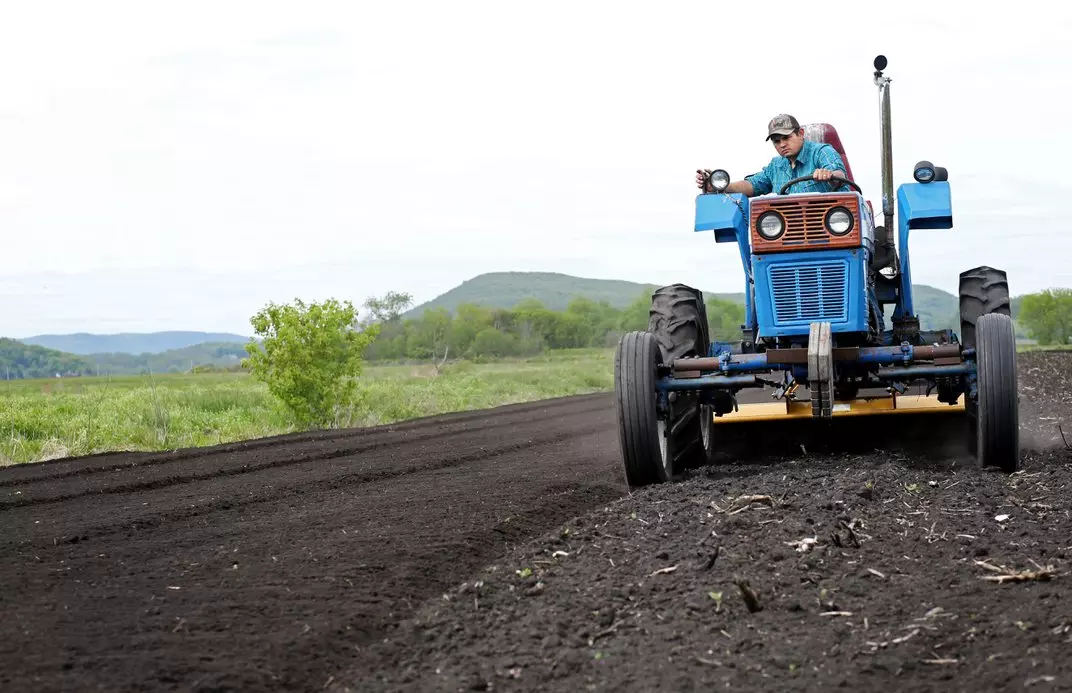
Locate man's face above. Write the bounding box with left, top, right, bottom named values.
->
left=770, top=129, right=804, bottom=158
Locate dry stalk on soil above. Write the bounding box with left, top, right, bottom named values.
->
left=715, top=494, right=775, bottom=514
left=975, top=559, right=1058, bottom=584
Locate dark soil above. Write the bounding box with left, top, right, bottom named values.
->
left=344, top=352, right=1072, bottom=692
left=2, top=352, right=1070, bottom=693
left=0, top=394, right=625, bottom=692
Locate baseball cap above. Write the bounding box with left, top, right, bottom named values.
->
left=765, top=114, right=800, bottom=140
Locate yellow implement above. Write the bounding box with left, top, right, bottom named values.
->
left=712, top=393, right=964, bottom=423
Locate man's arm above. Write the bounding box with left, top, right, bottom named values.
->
left=695, top=166, right=768, bottom=196
left=743, top=167, right=771, bottom=196
left=725, top=179, right=755, bottom=196
left=812, top=145, right=848, bottom=183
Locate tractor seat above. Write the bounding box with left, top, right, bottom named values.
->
left=802, top=123, right=855, bottom=182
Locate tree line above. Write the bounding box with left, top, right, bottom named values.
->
left=361, top=291, right=747, bottom=361
left=1019, top=289, right=1072, bottom=346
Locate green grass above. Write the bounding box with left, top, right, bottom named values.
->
left=0, top=349, right=615, bottom=465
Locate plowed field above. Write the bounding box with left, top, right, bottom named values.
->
left=2, top=352, right=1070, bottom=692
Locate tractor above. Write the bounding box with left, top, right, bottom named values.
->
left=615, top=55, right=1018, bottom=487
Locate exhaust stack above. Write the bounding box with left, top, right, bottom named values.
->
left=874, top=55, right=894, bottom=232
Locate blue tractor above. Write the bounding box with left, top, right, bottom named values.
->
left=615, top=55, right=1018, bottom=486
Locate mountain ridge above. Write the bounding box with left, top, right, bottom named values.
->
left=20, top=331, right=250, bottom=356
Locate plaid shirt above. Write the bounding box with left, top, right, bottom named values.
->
left=746, top=138, right=848, bottom=195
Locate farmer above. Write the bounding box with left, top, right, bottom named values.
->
left=696, top=114, right=848, bottom=196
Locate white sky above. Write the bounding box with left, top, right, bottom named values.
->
left=1, top=0, right=1069, bottom=337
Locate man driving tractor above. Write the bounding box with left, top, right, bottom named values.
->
left=696, top=114, right=849, bottom=196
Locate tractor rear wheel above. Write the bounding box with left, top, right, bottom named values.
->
left=648, top=284, right=713, bottom=472
left=974, top=312, right=1019, bottom=472
left=959, top=266, right=1012, bottom=458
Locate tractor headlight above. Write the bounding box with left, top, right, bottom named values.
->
left=709, top=169, right=730, bottom=193
left=825, top=207, right=854, bottom=236
left=913, top=160, right=948, bottom=183
left=756, top=211, right=785, bottom=240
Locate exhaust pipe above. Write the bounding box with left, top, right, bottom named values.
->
left=874, top=55, right=893, bottom=232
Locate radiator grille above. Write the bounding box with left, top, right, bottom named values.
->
left=769, top=262, right=848, bottom=325
left=750, top=194, right=861, bottom=253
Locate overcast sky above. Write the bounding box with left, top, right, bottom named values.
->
left=1, top=1, right=1068, bottom=338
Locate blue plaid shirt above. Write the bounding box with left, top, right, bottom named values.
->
left=746, top=139, right=848, bottom=195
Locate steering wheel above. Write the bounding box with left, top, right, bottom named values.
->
left=778, top=173, right=862, bottom=195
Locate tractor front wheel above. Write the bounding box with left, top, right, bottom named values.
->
left=974, top=312, right=1019, bottom=472
left=615, top=331, right=668, bottom=487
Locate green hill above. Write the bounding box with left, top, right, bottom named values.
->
left=409, top=271, right=970, bottom=331
left=408, top=272, right=744, bottom=316
left=0, top=339, right=251, bottom=379
left=0, top=338, right=94, bottom=379
left=84, top=342, right=250, bottom=375
left=20, top=331, right=250, bottom=356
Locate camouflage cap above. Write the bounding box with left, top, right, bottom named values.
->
left=765, top=114, right=800, bottom=140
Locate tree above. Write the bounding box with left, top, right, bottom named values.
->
left=362, top=291, right=414, bottom=325
left=1019, top=289, right=1072, bottom=345
left=618, top=291, right=653, bottom=333
left=243, top=298, right=379, bottom=428
left=407, top=307, right=453, bottom=365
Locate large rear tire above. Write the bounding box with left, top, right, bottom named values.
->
left=975, top=313, right=1019, bottom=472
left=648, top=284, right=713, bottom=472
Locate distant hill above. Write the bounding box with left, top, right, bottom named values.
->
left=19, top=331, right=250, bottom=355
left=409, top=271, right=972, bottom=331
left=408, top=272, right=745, bottom=315
left=84, top=341, right=250, bottom=375
left=0, top=338, right=94, bottom=379
left=0, top=340, right=250, bottom=379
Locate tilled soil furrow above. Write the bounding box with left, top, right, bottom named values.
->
left=0, top=396, right=611, bottom=507
left=0, top=395, right=625, bottom=693
left=0, top=393, right=609, bottom=488
left=3, top=421, right=606, bottom=541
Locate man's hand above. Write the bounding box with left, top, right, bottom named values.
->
left=812, top=168, right=844, bottom=182
left=695, top=169, right=712, bottom=191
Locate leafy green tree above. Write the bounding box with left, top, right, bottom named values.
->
left=243, top=298, right=379, bottom=428
left=705, top=296, right=746, bottom=341
left=471, top=327, right=519, bottom=357
left=1019, top=289, right=1072, bottom=345
left=362, top=291, right=414, bottom=325
left=407, top=307, right=452, bottom=360
left=618, top=291, right=653, bottom=333
left=451, top=304, right=494, bottom=355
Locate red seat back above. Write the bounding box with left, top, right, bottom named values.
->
left=802, top=123, right=855, bottom=182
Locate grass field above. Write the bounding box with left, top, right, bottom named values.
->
left=0, top=349, right=615, bottom=465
